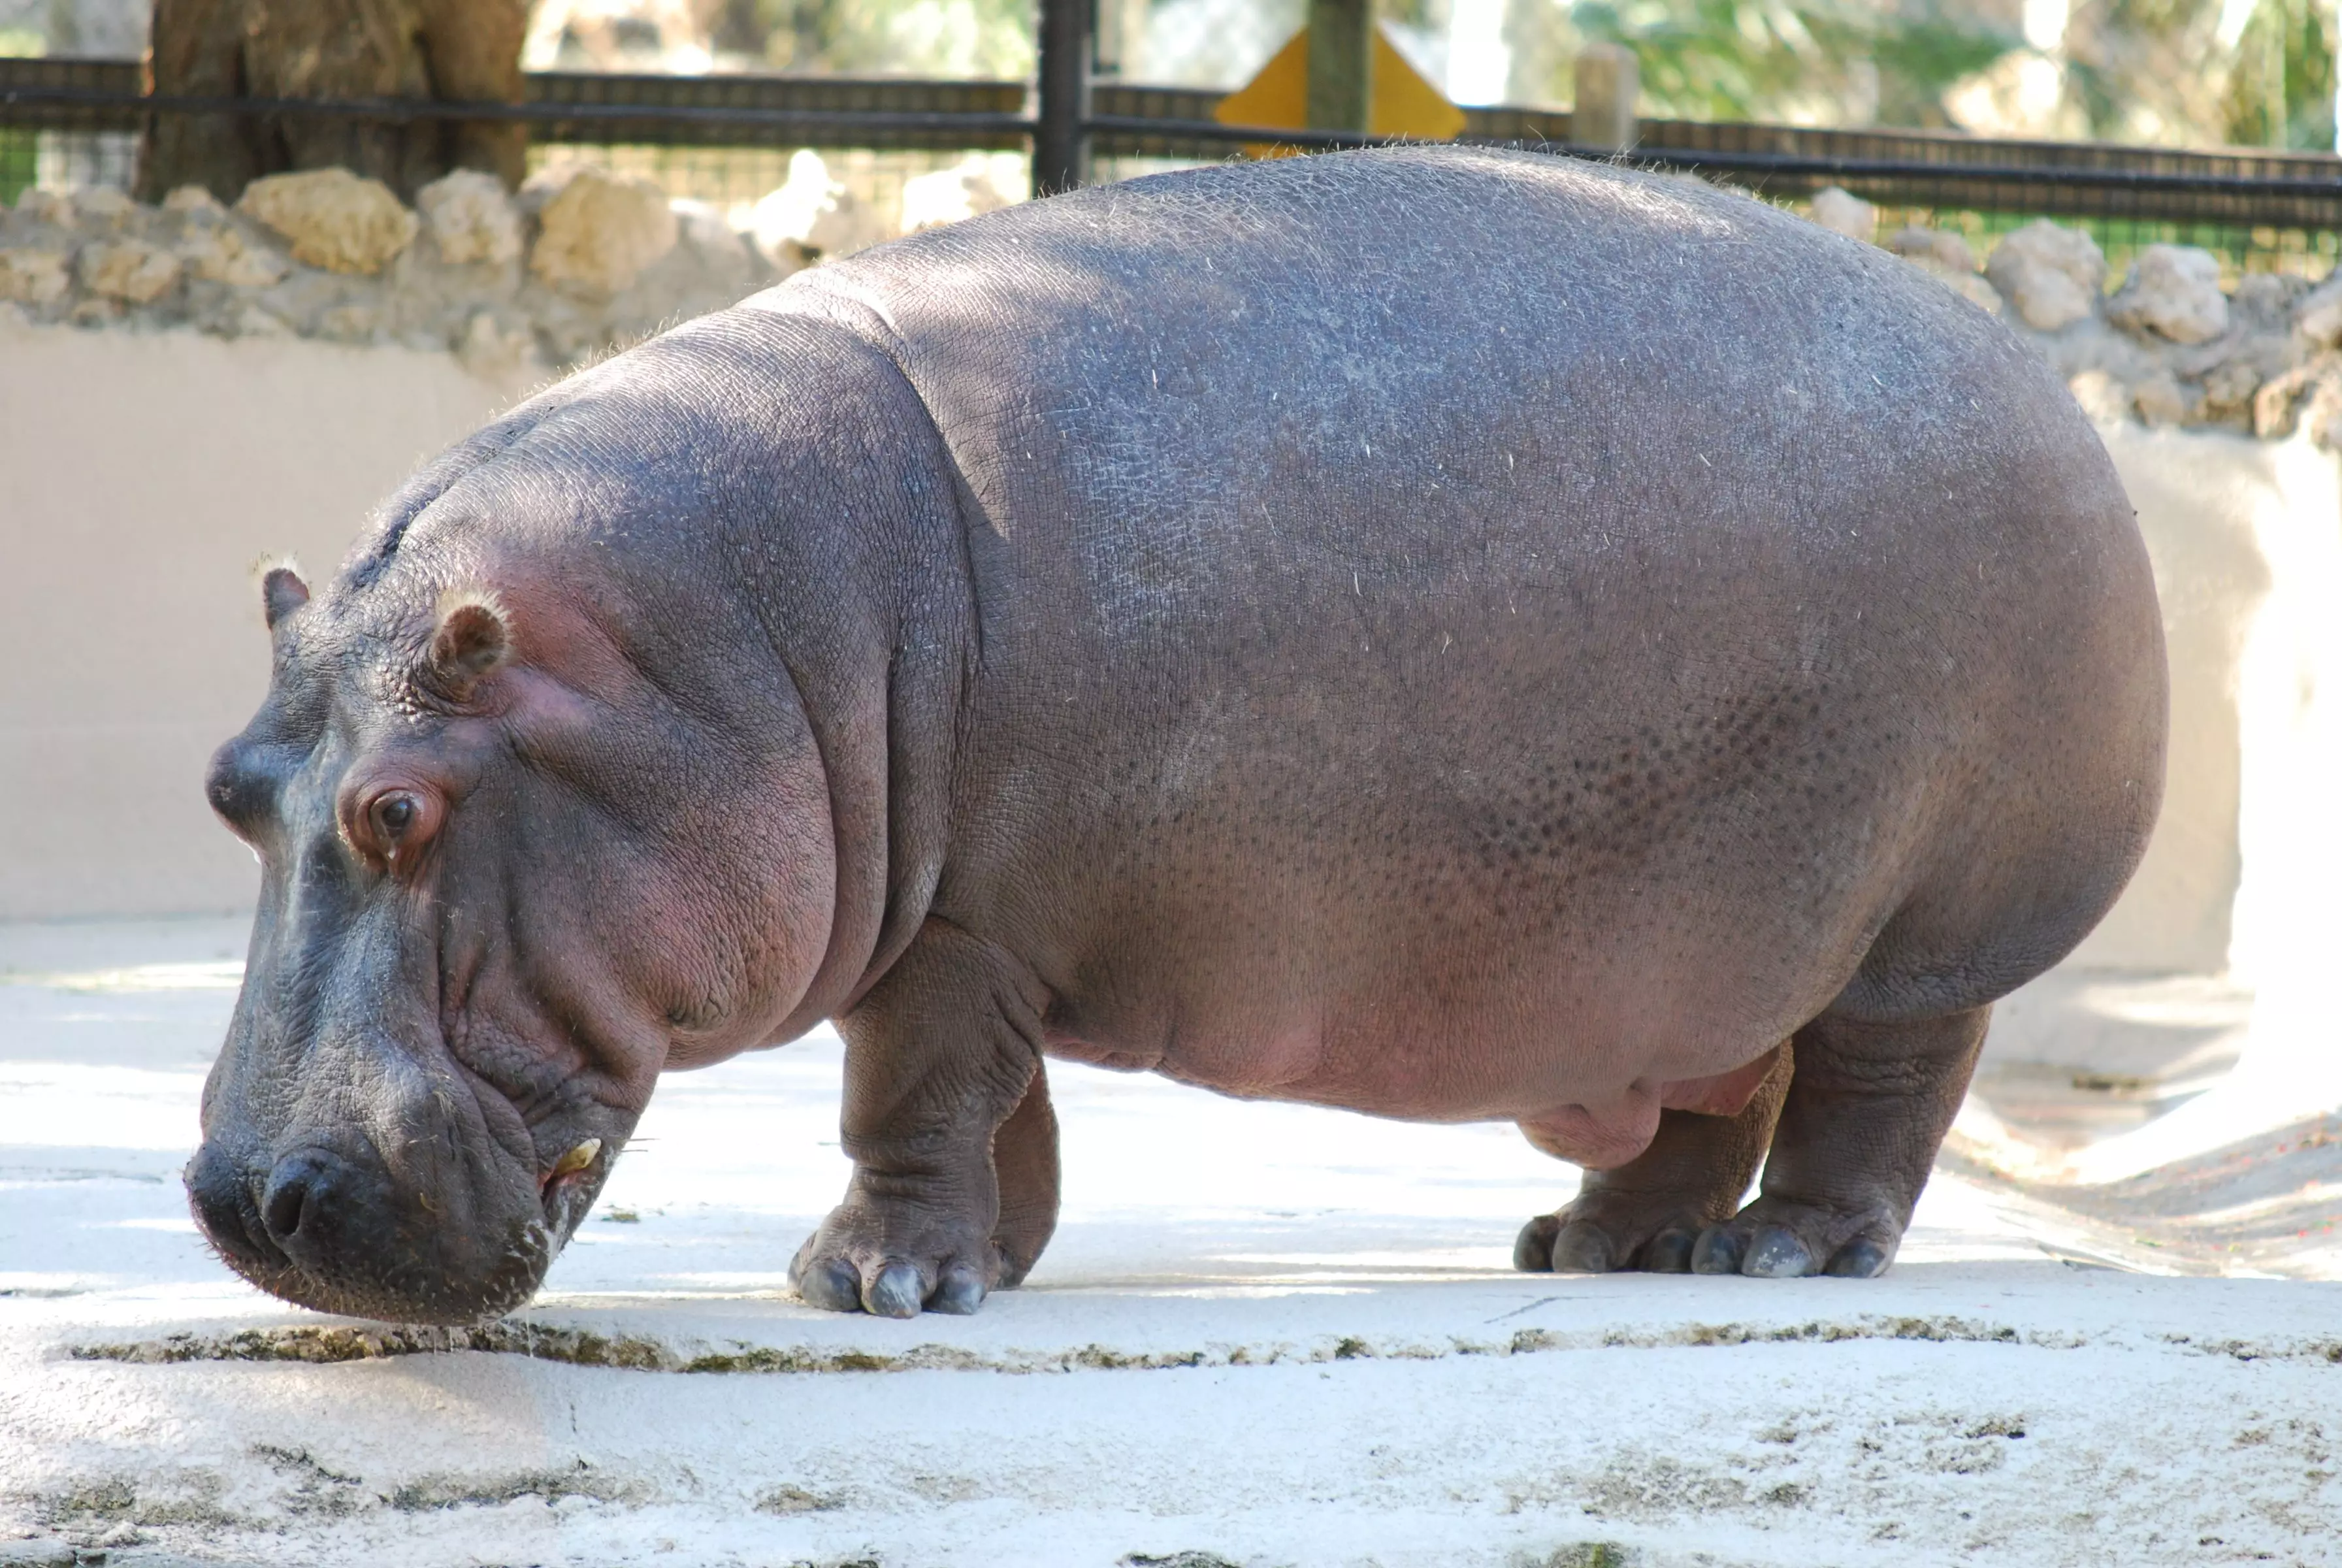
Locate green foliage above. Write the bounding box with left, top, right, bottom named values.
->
left=1565, top=1, right=2016, bottom=127
left=2066, top=0, right=2336, bottom=150
left=2222, top=0, right=2337, bottom=150
left=0, top=131, right=33, bottom=208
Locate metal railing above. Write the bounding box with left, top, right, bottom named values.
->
left=5, top=46, right=2341, bottom=234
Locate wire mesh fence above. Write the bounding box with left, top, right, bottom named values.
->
left=3, top=53, right=2339, bottom=278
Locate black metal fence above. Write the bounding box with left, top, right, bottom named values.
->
left=5, top=48, right=2340, bottom=274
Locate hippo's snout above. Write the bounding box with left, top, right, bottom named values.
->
left=184, top=1123, right=576, bottom=1325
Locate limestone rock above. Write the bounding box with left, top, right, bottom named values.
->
left=2066, top=369, right=2131, bottom=423
left=670, top=199, right=758, bottom=284
left=0, top=247, right=71, bottom=306
left=2132, top=369, right=2192, bottom=427
left=2106, top=244, right=2227, bottom=345
left=163, top=184, right=228, bottom=219
left=13, top=189, right=73, bottom=226
left=316, top=302, right=382, bottom=343
left=1808, top=186, right=1875, bottom=244
left=1927, top=269, right=2004, bottom=314
left=2295, top=277, right=2342, bottom=348
left=525, top=165, right=677, bottom=298
left=417, top=170, right=523, bottom=267
left=78, top=238, right=182, bottom=303
left=227, top=301, right=292, bottom=338
left=1985, top=221, right=2106, bottom=333
left=176, top=221, right=290, bottom=287
left=71, top=186, right=137, bottom=233
left=1887, top=225, right=1997, bottom=313
left=1888, top=225, right=1977, bottom=276
left=2192, top=353, right=2267, bottom=414
left=900, top=154, right=1018, bottom=234
left=746, top=152, right=836, bottom=265
left=455, top=310, right=540, bottom=381
left=238, top=168, right=419, bottom=275
left=0, top=1537, right=76, bottom=1568
left=2229, top=272, right=2309, bottom=330
left=747, top=150, right=891, bottom=265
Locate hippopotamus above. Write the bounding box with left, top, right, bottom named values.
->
left=187, top=146, right=2164, bottom=1323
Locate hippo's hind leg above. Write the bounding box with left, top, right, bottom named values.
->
left=1692, top=1005, right=1989, bottom=1279
left=789, top=919, right=1061, bottom=1318
left=988, top=1056, right=1061, bottom=1287
left=1516, top=1047, right=1793, bottom=1275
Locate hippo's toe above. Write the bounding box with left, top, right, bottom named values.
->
left=1691, top=1198, right=1904, bottom=1281
left=929, top=1264, right=988, bottom=1315
left=788, top=1201, right=1009, bottom=1317
left=1641, top=1226, right=1700, bottom=1273
left=1512, top=1213, right=1561, bottom=1271
left=789, top=1252, right=867, bottom=1313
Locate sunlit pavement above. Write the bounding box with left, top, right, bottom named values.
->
left=3, top=919, right=2337, bottom=1567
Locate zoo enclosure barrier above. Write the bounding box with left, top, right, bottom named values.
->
left=4, top=9, right=2341, bottom=280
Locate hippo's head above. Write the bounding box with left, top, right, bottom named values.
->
left=186, top=372, right=854, bottom=1323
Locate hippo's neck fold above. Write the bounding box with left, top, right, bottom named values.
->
left=697, top=309, right=980, bottom=1037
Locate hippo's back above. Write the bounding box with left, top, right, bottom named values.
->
left=753, top=146, right=2162, bottom=1058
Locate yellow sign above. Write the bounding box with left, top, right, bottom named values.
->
left=1214, top=24, right=1467, bottom=156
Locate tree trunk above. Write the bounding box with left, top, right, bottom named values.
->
left=138, top=0, right=529, bottom=205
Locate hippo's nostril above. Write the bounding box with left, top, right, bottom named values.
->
left=263, top=1171, right=310, bottom=1241
left=259, top=1148, right=345, bottom=1252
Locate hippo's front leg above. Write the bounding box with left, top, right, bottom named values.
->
left=789, top=921, right=1059, bottom=1318
left=1693, top=1006, right=1990, bottom=1279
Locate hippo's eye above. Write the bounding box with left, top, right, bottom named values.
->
left=363, top=792, right=432, bottom=864
left=342, top=782, right=442, bottom=870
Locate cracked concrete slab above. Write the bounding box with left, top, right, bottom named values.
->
left=3, top=920, right=2337, bottom=1567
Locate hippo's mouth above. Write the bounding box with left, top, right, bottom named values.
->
left=185, top=1130, right=616, bottom=1327
left=195, top=1199, right=563, bottom=1326
left=537, top=1139, right=611, bottom=1251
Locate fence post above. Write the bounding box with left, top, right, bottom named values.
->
left=1306, top=0, right=1372, bottom=133
left=1033, top=0, right=1092, bottom=196
left=1572, top=42, right=1638, bottom=152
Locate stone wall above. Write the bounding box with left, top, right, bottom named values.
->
left=0, top=150, right=1020, bottom=378
left=1806, top=186, right=2342, bottom=448
left=5, top=150, right=2330, bottom=448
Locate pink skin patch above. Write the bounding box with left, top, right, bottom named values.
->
left=1518, top=1044, right=1783, bottom=1169
left=1658, top=1044, right=1784, bottom=1117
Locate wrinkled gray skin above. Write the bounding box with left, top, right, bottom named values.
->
left=189, top=148, right=2164, bottom=1323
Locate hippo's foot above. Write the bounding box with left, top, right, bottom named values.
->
left=1689, top=1004, right=1991, bottom=1281
left=789, top=1203, right=1007, bottom=1318
left=1517, top=1047, right=1795, bottom=1275
left=1689, top=1197, right=1900, bottom=1279
left=1516, top=1192, right=1716, bottom=1275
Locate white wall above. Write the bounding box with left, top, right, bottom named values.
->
left=0, top=322, right=529, bottom=919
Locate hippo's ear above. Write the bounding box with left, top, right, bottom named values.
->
left=260, top=565, right=309, bottom=630
left=427, top=587, right=510, bottom=701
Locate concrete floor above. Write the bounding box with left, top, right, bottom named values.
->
left=3, top=918, right=2337, bottom=1567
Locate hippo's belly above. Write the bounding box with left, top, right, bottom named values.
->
left=1026, top=692, right=1912, bottom=1154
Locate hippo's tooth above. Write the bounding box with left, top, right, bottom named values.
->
left=551, top=1138, right=602, bottom=1179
